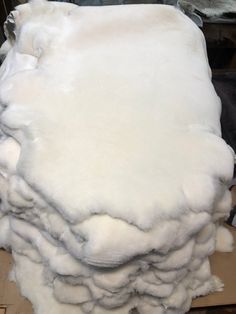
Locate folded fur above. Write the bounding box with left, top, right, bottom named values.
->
left=0, top=1, right=234, bottom=314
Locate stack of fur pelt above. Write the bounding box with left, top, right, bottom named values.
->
left=0, top=1, right=235, bottom=314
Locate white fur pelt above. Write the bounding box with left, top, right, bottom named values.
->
left=0, top=1, right=234, bottom=314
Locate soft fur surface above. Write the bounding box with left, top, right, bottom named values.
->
left=215, top=225, right=234, bottom=252
left=0, top=1, right=234, bottom=314
left=0, top=1, right=233, bottom=228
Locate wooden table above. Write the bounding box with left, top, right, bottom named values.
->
left=0, top=250, right=32, bottom=314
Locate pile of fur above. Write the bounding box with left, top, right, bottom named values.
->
left=0, top=1, right=234, bottom=314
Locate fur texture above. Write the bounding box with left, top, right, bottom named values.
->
left=215, top=225, right=234, bottom=252
left=0, top=1, right=234, bottom=314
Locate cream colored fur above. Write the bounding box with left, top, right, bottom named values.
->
left=0, top=1, right=234, bottom=314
